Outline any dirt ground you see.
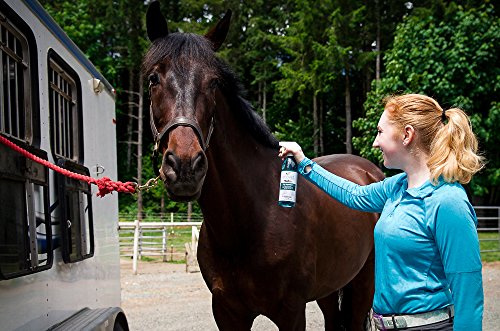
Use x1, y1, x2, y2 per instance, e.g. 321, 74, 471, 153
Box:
120, 259, 500, 330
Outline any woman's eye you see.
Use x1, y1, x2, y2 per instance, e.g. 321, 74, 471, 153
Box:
149, 73, 160, 86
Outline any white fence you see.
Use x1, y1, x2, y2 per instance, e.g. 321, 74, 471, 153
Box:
476, 206, 500, 253
118, 213, 202, 274
118, 207, 500, 274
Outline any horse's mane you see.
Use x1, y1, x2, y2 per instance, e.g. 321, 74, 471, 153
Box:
143, 33, 279, 149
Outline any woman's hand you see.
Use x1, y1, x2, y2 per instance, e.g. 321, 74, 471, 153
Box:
278, 142, 306, 164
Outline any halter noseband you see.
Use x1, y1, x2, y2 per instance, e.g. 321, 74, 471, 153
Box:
150, 105, 215, 176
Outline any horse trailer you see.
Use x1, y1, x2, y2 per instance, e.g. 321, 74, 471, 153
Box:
0, 0, 128, 329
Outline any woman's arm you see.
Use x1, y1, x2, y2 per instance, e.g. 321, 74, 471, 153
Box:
298, 157, 392, 213
434, 196, 483, 330
278, 141, 393, 213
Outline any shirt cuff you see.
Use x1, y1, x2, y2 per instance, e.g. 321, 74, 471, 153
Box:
297, 157, 314, 175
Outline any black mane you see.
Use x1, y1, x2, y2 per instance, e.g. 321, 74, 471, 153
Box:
143, 33, 278, 149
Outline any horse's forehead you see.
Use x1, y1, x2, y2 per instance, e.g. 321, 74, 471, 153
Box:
157, 57, 217, 80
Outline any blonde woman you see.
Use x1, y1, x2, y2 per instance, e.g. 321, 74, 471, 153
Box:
279, 94, 484, 331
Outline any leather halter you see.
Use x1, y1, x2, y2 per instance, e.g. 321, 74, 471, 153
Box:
150, 105, 215, 176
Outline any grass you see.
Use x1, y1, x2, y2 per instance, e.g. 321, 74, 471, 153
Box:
479, 232, 500, 262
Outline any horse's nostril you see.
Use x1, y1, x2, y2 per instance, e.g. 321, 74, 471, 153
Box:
166, 152, 179, 170
192, 152, 206, 172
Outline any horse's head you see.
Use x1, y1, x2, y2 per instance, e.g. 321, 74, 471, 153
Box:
144, 1, 231, 201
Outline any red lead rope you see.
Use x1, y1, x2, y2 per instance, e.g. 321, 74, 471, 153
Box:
0, 135, 137, 197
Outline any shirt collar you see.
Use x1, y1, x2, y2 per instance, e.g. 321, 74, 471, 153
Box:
405, 176, 446, 199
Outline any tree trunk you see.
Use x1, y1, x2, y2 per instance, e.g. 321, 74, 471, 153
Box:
160, 192, 165, 222
257, 80, 262, 113
345, 68, 352, 154
187, 202, 192, 222
136, 72, 144, 221
319, 97, 324, 156
313, 93, 319, 156
262, 79, 267, 123
375, 0, 381, 83
126, 70, 135, 171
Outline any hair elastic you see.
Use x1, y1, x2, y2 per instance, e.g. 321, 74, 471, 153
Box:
441, 109, 447, 123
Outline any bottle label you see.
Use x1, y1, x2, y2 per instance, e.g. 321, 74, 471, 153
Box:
279, 171, 298, 202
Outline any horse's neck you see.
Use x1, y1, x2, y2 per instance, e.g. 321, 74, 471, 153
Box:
198, 104, 280, 247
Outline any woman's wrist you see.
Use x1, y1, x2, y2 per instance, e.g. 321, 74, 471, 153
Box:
294, 152, 305, 164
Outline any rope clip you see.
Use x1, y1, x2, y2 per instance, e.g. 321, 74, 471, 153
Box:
136, 176, 161, 192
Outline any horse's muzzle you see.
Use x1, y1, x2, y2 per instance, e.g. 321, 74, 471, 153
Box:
160, 150, 207, 201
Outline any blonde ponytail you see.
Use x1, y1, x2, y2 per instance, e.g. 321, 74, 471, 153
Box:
384, 94, 485, 184
427, 108, 484, 184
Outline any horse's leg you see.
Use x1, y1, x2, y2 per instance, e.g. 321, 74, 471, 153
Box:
318, 250, 375, 331
317, 291, 344, 331
341, 249, 376, 331
212, 293, 255, 331
271, 302, 307, 331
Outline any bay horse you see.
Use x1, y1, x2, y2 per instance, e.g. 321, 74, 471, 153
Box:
144, 2, 384, 330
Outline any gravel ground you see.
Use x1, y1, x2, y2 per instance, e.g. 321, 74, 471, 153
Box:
120, 259, 500, 330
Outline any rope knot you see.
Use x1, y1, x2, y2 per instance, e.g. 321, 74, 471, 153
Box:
95, 177, 137, 197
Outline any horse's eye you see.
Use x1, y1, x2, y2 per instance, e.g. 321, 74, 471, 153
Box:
149, 73, 160, 86
209, 79, 219, 90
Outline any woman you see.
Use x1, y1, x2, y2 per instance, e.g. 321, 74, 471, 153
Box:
279, 94, 484, 331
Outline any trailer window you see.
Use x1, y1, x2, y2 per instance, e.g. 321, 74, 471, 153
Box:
0, 9, 32, 143
48, 51, 93, 263
0, 2, 52, 280
0, 144, 52, 279
56, 160, 94, 263
48, 53, 82, 162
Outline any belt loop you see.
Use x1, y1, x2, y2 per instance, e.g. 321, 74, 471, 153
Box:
392, 315, 399, 330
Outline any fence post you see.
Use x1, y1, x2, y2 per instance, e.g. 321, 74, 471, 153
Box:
138, 225, 143, 259
498, 207, 500, 252
162, 226, 167, 262
170, 212, 174, 235
132, 219, 140, 275
191, 225, 198, 253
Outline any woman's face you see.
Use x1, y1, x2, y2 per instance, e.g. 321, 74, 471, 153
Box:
372, 110, 405, 169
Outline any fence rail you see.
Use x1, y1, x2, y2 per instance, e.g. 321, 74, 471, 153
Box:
118, 207, 500, 274
119, 220, 202, 274
475, 206, 500, 253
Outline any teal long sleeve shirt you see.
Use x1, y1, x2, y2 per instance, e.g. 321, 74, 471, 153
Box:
298, 157, 483, 331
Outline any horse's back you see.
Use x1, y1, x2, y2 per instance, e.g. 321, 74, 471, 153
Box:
313, 154, 384, 185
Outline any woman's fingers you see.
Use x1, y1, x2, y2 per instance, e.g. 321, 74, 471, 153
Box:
278, 142, 305, 162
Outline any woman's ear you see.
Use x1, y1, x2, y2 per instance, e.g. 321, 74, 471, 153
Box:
403, 125, 415, 145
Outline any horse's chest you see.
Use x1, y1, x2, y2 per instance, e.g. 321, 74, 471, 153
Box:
211, 263, 294, 310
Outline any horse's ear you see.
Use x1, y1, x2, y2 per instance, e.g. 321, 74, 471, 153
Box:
205, 10, 232, 51
146, 1, 169, 42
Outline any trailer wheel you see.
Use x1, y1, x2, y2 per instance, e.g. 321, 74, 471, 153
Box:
113, 312, 129, 331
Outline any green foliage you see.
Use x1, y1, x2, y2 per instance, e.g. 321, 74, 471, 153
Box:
354, 4, 500, 203
40, 0, 500, 208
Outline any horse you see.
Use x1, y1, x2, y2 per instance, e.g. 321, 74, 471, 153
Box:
144, 2, 384, 330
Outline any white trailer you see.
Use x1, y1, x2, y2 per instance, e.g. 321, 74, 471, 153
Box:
0, 0, 128, 329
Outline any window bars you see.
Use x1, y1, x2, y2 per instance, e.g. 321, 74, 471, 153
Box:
48, 60, 78, 160
0, 14, 31, 142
